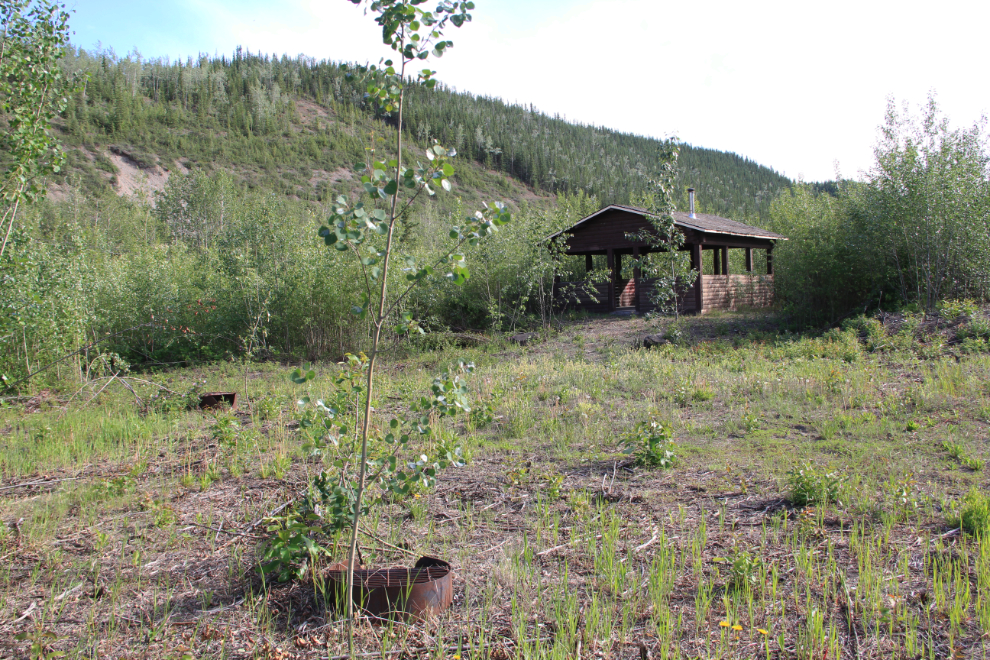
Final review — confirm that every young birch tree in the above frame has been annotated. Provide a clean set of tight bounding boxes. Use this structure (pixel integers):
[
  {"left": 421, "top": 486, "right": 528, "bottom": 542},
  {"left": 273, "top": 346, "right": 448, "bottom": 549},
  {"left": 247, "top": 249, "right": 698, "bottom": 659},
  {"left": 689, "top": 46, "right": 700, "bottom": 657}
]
[
  {"left": 627, "top": 140, "right": 698, "bottom": 319},
  {"left": 0, "top": 0, "right": 72, "bottom": 261},
  {"left": 316, "top": 1, "right": 507, "bottom": 653},
  {"left": 864, "top": 96, "right": 990, "bottom": 310}
]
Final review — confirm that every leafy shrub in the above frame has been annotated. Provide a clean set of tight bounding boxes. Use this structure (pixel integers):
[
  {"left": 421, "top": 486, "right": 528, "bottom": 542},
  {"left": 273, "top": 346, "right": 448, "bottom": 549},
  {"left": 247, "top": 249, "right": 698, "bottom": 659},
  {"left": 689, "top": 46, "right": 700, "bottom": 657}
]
[
  {"left": 950, "top": 488, "right": 990, "bottom": 537},
  {"left": 692, "top": 387, "right": 715, "bottom": 402},
  {"left": 210, "top": 413, "right": 240, "bottom": 447},
  {"left": 541, "top": 472, "right": 564, "bottom": 499},
  {"left": 821, "top": 327, "right": 863, "bottom": 362},
  {"left": 843, "top": 316, "right": 887, "bottom": 352},
  {"left": 962, "top": 456, "right": 984, "bottom": 471},
  {"left": 740, "top": 412, "right": 759, "bottom": 433},
  {"left": 786, "top": 464, "right": 844, "bottom": 506},
  {"left": 146, "top": 382, "right": 206, "bottom": 414},
  {"left": 260, "top": 507, "right": 332, "bottom": 582},
  {"left": 719, "top": 549, "right": 760, "bottom": 592},
  {"left": 624, "top": 419, "right": 676, "bottom": 468},
  {"left": 942, "top": 440, "right": 966, "bottom": 460},
  {"left": 959, "top": 337, "right": 989, "bottom": 355},
  {"left": 663, "top": 324, "right": 684, "bottom": 344},
  {"left": 252, "top": 395, "right": 285, "bottom": 421},
  {"left": 958, "top": 317, "right": 990, "bottom": 340},
  {"left": 939, "top": 298, "right": 979, "bottom": 323},
  {"left": 893, "top": 313, "right": 924, "bottom": 351},
  {"left": 92, "top": 475, "right": 135, "bottom": 500}
]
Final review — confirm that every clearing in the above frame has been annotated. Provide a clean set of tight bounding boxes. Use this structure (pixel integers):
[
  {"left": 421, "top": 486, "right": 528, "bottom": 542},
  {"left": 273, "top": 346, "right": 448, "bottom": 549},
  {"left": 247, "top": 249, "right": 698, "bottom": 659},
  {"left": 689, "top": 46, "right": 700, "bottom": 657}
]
[{"left": 1, "top": 312, "right": 989, "bottom": 659}]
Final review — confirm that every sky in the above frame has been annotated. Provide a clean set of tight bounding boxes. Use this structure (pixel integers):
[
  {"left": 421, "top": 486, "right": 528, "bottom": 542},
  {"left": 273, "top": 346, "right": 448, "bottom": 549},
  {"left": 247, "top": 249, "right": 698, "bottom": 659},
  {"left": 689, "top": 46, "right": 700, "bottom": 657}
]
[{"left": 67, "top": 0, "right": 990, "bottom": 182}]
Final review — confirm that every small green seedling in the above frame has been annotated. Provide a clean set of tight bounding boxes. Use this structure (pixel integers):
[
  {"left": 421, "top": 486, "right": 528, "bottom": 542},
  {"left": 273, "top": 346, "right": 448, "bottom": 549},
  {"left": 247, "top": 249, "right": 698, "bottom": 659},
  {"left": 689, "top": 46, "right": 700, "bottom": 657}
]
[{"left": 624, "top": 419, "right": 677, "bottom": 469}]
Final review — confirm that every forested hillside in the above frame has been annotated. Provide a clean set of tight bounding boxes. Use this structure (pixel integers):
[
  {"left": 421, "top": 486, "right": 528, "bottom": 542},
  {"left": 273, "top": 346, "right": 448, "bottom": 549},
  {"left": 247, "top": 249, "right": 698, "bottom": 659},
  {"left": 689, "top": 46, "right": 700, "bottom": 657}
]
[{"left": 54, "top": 47, "right": 789, "bottom": 219}]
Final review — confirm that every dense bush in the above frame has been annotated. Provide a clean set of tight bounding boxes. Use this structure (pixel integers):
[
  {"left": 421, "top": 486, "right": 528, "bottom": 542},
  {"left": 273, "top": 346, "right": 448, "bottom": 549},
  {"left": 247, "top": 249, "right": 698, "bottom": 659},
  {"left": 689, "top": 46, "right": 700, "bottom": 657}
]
[
  {"left": 0, "top": 171, "right": 600, "bottom": 387},
  {"left": 0, "top": 180, "right": 368, "bottom": 385},
  {"left": 768, "top": 97, "right": 990, "bottom": 326}
]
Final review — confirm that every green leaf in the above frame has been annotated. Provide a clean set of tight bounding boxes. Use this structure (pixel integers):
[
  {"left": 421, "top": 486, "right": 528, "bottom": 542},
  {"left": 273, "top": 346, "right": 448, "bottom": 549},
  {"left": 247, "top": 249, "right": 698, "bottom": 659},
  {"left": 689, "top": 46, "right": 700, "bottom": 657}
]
[{"left": 383, "top": 179, "right": 398, "bottom": 196}]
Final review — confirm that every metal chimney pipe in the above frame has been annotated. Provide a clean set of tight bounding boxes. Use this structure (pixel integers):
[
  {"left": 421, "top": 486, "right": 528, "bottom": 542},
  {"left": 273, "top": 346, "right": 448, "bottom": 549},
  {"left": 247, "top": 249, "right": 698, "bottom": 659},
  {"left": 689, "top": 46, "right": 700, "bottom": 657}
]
[{"left": 688, "top": 188, "right": 696, "bottom": 219}]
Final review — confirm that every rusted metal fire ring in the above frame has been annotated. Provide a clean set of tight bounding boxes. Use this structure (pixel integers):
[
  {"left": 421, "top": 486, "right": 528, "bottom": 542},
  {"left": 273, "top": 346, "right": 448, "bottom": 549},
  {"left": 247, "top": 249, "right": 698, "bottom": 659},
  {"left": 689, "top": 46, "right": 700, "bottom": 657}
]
[
  {"left": 199, "top": 392, "right": 237, "bottom": 410},
  {"left": 326, "top": 556, "right": 453, "bottom": 621}
]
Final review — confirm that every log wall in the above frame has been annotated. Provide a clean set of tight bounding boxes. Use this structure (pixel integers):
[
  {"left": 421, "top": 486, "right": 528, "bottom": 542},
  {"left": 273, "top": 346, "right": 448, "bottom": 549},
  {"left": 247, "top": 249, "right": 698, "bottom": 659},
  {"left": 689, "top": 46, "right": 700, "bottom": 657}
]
[
  {"left": 618, "top": 278, "right": 636, "bottom": 307},
  {"left": 555, "top": 281, "right": 611, "bottom": 313},
  {"left": 555, "top": 275, "right": 772, "bottom": 314},
  {"left": 637, "top": 278, "right": 697, "bottom": 314},
  {"left": 701, "top": 274, "right": 774, "bottom": 312}
]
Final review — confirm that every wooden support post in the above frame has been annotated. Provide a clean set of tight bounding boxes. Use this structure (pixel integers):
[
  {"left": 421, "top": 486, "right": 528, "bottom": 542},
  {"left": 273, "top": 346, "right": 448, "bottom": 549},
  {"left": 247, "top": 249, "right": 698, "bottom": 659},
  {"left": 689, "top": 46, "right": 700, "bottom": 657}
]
[
  {"left": 633, "top": 246, "right": 642, "bottom": 314},
  {"left": 721, "top": 246, "right": 729, "bottom": 275},
  {"left": 607, "top": 248, "right": 616, "bottom": 310},
  {"left": 585, "top": 254, "right": 593, "bottom": 274},
  {"left": 767, "top": 245, "right": 774, "bottom": 275},
  {"left": 713, "top": 246, "right": 721, "bottom": 275},
  {"left": 745, "top": 247, "right": 753, "bottom": 273},
  {"left": 692, "top": 243, "right": 704, "bottom": 314}
]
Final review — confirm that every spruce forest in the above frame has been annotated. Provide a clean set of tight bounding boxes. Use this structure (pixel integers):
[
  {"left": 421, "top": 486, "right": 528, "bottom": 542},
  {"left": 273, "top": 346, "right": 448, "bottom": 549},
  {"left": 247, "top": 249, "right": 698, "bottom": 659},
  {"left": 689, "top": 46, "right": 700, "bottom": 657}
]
[{"left": 2, "top": 2, "right": 990, "bottom": 659}]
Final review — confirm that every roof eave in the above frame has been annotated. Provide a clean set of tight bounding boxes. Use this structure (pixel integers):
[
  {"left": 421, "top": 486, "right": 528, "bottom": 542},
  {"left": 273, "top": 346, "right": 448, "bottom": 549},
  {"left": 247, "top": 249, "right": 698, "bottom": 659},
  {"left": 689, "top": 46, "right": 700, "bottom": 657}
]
[{"left": 544, "top": 204, "right": 787, "bottom": 242}]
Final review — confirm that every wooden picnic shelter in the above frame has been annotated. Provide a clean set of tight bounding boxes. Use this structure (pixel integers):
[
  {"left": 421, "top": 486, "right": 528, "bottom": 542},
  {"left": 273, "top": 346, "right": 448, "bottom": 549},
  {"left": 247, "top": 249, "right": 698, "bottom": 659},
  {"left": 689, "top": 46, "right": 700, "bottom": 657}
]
[{"left": 548, "top": 192, "right": 786, "bottom": 315}]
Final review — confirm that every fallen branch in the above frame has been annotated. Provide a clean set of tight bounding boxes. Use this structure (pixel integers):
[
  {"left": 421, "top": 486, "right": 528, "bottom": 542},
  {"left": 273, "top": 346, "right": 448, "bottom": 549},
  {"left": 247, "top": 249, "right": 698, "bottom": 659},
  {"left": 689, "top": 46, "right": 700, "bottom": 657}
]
[
  {"left": 182, "top": 521, "right": 262, "bottom": 540},
  {"left": 537, "top": 534, "right": 603, "bottom": 558},
  {"left": 2, "top": 322, "right": 158, "bottom": 393},
  {"left": 214, "top": 496, "right": 301, "bottom": 552},
  {"left": 359, "top": 527, "right": 420, "bottom": 557},
  {"left": 633, "top": 532, "right": 659, "bottom": 553},
  {"left": 13, "top": 601, "right": 36, "bottom": 623},
  {"left": 478, "top": 538, "right": 510, "bottom": 556},
  {"left": 0, "top": 477, "right": 79, "bottom": 493}
]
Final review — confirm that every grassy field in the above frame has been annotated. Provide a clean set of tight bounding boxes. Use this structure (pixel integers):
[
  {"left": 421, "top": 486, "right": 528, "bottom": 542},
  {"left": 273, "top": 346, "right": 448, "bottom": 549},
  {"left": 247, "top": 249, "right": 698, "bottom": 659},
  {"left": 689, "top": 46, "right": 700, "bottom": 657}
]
[{"left": 2, "top": 311, "right": 990, "bottom": 659}]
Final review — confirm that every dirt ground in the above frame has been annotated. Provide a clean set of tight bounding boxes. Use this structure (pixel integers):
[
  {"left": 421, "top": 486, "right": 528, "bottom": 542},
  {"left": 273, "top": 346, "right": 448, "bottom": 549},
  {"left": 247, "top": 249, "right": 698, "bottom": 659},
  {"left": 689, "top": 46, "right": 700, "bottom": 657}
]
[{"left": 2, "top": 311, "right": 989, "bottom": 659}]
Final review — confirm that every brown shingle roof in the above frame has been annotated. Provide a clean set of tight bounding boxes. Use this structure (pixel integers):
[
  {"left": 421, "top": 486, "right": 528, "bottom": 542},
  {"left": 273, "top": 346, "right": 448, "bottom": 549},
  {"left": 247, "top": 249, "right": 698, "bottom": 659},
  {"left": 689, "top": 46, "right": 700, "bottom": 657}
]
[
  {"left": 669, "top": 210, "right": 786, "bottom": 240},
  {"left": 548, "top": 204, "right": 786, "bottom": 241}
]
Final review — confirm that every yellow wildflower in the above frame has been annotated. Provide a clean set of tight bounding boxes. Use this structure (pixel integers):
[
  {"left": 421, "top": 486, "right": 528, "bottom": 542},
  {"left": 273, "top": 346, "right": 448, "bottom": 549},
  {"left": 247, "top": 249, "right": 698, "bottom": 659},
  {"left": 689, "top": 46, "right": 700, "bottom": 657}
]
[
  {"left": 757, "top": 628, "right": 769, "bottom": 635},
  {"left": 719, "top": 621, "right": 731, "bottom": 628},
  {"left": 731, "top": 624, "right": 743, "bottom": 631}
]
